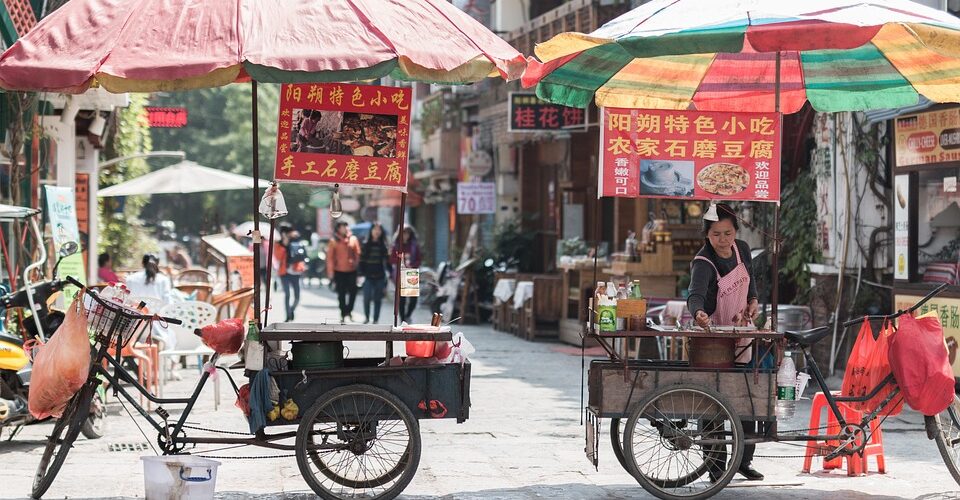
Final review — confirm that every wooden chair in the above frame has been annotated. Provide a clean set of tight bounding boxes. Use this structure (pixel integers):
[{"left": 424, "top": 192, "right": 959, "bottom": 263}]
[
  {"left": 214, "top": 288, "right": 254, "bottom": 321},
  {"left": 211, "top": 288, "right": 247, "bottom": 307},
  {"left": 175, "top": 284, "right": 214, "bottom": 302},
  {"left": 521, "top": 275, "right": 562, "bottom": 341},
  {"left": 175, "top": 268, "right": 216, "bottom": 285}
]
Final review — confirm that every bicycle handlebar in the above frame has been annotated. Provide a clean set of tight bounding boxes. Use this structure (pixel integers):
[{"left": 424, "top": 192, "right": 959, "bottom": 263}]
[
  {"left": 65, "top": 275, "right": 183, "bottom": 325},
  {"left": 840, "top": 282, "right": 950, "bottom": 328}
]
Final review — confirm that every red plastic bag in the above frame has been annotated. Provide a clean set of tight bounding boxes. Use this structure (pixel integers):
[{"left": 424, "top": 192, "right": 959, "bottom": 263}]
[
  {"left": 890, "top": 312, "right": 954, "bottom": 416},
  {"left": 27, "top": 300, "right": 91, "bottom": 419},
  {"left": 235, "top": 384, "right": 251, "bottom": 416},
  {"left": 840, "top": 320, "right": 903, "bottom": 415},
  {"left": 200, "top": 318, "right": 245, "bottom": 354}
]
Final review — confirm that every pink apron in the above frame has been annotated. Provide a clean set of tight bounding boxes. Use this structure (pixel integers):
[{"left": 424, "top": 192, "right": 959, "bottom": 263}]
[{"left": 694, "top": 243, "right": 752, "bottom": 363}]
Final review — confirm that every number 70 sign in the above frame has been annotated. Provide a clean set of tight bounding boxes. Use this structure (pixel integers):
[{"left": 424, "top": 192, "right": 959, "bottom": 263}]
[{"left": 457, "top": 182, "right": 496, "bottom": 215}]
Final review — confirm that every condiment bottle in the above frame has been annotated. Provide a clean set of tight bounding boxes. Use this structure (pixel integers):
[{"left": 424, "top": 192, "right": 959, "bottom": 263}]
[{"left": 244, "top": 320, "right": 264, "bottom": 371}]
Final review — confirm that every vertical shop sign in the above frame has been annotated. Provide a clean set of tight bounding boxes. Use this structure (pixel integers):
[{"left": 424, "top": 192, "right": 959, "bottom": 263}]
[
  {"left": 599, "top": 108, "right": 781, "bottom": 202},
  {"left": 275, "top": 83, "right": 413, "bottom": 191},
  {"left": 44, "top": 186, "right": 86, "bottom": 303},
  {"left": 894, "top": 175, "right": 910, "bottom": 280}
]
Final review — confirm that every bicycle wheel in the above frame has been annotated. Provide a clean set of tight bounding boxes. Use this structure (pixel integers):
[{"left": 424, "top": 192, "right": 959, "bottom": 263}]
[
  {"left": 934, "top": 394, "right": 960, "bottom": 486},
  {"left": 623, "top": 384, "right": 743, "bottom": 500},
  {"left": 80, "top": 388, "right": 106, "bottom": 440},
  {"left": 32, "top": 382, "right": 95, "bottom": 499},
  {"left": 610, "top": 418, "right": 629, "bottom": 473},
  {"left": 296, "top": 384, "right": 421, "bottom": 500}
]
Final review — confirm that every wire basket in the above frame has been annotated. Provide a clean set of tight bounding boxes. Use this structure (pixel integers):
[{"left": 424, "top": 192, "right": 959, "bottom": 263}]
[{"left": 80, "top": 288, "right": 154, "bottom": 348}]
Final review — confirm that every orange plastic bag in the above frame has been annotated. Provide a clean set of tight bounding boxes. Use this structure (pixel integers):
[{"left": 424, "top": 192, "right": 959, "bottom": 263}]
[
  {"left": 840, "top": 319, "right": 903, "bottom": 416},
  {"left": 26, "top": 299, "right": 92, "bottom": 419}
]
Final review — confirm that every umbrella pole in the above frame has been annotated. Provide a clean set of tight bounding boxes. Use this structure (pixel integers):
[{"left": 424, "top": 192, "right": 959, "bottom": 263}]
[
  {"left": 252, "top": 80, "right": 263, "bottom": 327},
  {"left": 770, "top": 51, "right": 782, "bottom": 334},
  {"left": 394, "top": 192, "right": 407, "bottom": 329},
  {"left": 264, "top": 218, "right": 277, "bottom": 325}
]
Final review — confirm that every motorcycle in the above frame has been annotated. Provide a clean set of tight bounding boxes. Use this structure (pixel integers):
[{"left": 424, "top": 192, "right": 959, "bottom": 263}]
[{"left": 0, "top": 240, "right": 105, "bottom": 440}]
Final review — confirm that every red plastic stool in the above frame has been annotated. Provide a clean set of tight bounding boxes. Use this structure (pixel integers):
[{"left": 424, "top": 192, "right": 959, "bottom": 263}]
[{"left": 802, "top": 392, "right": 886, "bottom": 476}]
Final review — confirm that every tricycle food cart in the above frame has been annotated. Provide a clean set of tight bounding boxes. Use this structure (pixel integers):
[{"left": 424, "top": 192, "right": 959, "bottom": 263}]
[
  {"left": 0, "top": 1, "right": 525, "bottom": 498},
  {"left": 585, "top": 286, "right": 960, "bottom": 500}
]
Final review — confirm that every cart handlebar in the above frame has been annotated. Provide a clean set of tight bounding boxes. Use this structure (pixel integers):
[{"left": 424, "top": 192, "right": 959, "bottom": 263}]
[{"left": 840, "top": 282, "right": 949, "bottom": 328}]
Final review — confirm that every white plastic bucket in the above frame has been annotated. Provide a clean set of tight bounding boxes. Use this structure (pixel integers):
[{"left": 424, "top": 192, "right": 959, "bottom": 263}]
[{"left": 141, "top": 455, "right": 220, "bottom": 500}]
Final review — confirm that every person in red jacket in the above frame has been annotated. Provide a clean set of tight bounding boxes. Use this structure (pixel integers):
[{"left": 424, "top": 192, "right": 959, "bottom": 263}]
[{"left": 327, "top": 222, "right": 362, "bottom": 323}]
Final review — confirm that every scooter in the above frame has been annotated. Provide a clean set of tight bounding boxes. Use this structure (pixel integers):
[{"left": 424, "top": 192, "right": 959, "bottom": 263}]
[{"left": 0, "top": 241, "right": 105, "bottom": 440}]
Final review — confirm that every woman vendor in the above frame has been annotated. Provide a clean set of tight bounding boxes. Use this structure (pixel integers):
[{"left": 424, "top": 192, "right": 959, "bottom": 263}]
[{"left": 687, "top": 202, "right": 763, "bottom": 481}]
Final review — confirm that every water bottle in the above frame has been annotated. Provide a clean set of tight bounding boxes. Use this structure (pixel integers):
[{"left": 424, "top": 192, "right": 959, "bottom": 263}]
[
  {"left": 244, "top": 320, "right": 264, "bottom": 371},
  {"left": 776, "top": 352, "right": 797, "bottom": 418}
]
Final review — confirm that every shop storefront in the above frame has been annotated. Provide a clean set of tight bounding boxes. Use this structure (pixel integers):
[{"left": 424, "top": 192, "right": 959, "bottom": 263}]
[{"left": 892, "top": 105, "right": 960, "bottom": 378}]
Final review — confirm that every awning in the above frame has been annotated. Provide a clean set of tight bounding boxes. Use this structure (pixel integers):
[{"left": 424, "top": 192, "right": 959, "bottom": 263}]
[{"left": 863, "top": 96, "right": 934, "bottom": 126}]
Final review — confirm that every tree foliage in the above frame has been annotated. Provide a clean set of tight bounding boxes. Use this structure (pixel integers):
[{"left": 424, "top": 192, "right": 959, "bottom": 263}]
[
  {"left": 99, "top": 94, "right": 159, "bottom": 268},
  {"left": 779, "top": 167, "right": 821, "bottom": 303},
  {"left": 147, "top": 84, "right": 318, "bottom": 236}
]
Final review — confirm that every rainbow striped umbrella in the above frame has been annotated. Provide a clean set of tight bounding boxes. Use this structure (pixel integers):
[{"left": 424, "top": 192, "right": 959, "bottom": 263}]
[{"left": 522, "top": 0, "right": 960, "bottom": 113}]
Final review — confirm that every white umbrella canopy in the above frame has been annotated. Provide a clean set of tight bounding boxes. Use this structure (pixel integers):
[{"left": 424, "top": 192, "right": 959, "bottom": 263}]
[
  {"left": 0, "top": 204, "right": 40, "bottom": 220},
  {"left": 97, "top": 160, "right": 267, "bottom": 197}
]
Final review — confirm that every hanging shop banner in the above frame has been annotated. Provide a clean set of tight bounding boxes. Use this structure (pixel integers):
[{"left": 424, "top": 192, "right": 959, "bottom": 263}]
[
  {"left": 508, "top": 92, "right": 587, "bottom": 132},
  {"left": 457, "top": 182, "right": 496, "bottom": 214},
  {"left": 894, "top": 107, "right": 960, "bottom": 167},
  {"left": 894, "top": 175, "right": 910, "bottom": 280},
  {"left": 274, "top": 83, "right": 413, "bottom": 192},
  {"left": 599, "top": 107, "right": 781, "bottom": 202},
  {"left": 895, "top": 294, "right": 960, "bottom": 378},
  {"left": 44, "top": 186, "right": 86, "bottom": 304}
]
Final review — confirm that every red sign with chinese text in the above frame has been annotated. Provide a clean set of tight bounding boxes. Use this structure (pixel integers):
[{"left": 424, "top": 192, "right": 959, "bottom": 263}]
[
  {"left": 599, "top": 108, "right": 781, "bottom": 202},
  {"left": 274, "top": 83, "right": 413, "bottom": 191},
  {"left": 145, "top": 107, "right": 188, "bottom": 128}
]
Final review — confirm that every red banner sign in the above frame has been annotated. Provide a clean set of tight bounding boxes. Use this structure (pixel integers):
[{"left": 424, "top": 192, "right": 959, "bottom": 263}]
[
  {"left": 274, "top": 83, "right": 412, "bottom": 191},
  {"left": 599, "top": 108, "right": 781, "bottom": 202},
  {"left": 145, "top": 107, "right": 188, "bottom": 128}
]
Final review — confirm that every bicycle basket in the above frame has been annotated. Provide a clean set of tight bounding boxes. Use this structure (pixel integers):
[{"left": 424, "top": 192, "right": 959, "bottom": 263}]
[{"left": 81, "top": 289, "right": 152, "bottom": 348}]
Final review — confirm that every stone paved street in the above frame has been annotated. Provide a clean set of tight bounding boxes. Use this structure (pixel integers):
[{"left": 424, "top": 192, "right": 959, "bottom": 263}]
[{"left": 1, "top": 284, "right": 959, "bottom": 499}]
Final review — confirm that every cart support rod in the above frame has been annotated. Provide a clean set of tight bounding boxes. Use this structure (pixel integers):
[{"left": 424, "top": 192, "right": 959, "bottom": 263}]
[{"left": 770, "top": 51, "right": 781, "bottom": 333}]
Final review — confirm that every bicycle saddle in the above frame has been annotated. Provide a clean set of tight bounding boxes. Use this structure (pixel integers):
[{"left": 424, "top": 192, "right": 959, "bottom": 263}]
[{"left": 784, "top": 326, "right": 831, "bottom": 347}]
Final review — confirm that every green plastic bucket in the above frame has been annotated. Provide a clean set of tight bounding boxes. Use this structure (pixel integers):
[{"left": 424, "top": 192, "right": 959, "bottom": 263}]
[{"left": 291, "top": 341, "right": 344, "bottom": 369}]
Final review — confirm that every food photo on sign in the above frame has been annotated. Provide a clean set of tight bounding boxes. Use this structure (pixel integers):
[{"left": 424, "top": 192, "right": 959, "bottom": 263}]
[{"left": 599, "top": 108, "right": 781, "bottom": 202}]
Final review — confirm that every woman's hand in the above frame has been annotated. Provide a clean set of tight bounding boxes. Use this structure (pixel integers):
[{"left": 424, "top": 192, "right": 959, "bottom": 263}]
[
  {"left": 694, "top": 310, "right": 710, "bottom": 328},
  {"left": 745, "top": 299, "right": 760, "bottom": 323}
]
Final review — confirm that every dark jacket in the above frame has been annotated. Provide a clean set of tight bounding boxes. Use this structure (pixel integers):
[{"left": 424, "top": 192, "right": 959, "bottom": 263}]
[
  {"left": 359, "top": 239, "right": 389, "bottom": 280},
  {"left": 686, "top": 239, "right": 758, "bottom": 317},
  {"left": 390, "top": 237, "right": 422, "bottom": 269}
]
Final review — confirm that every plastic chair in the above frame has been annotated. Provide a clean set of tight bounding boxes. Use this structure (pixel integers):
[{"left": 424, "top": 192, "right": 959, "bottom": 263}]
[
  {"left": 214, "top": 288, "right": 254, "bottom": 322},
  {"left": 803, "top": 392, "right": 886, "bottom": 476},
  {"left": 156, "top": 301, "right": 218, "bottom": 396},
  {"left": 174, "top": 284, "right": 214, "bottom": 302}
]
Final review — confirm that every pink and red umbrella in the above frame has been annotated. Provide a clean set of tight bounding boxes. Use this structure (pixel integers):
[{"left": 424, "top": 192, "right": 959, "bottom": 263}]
[{"left": 0, "top": 0, "right": 525, "bottom": 93}]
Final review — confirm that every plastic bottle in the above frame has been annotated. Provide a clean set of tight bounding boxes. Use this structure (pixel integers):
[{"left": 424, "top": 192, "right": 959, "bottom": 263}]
[
  {"left": 244, "top": 320, "right": 264, "bottom": 371},
  {"left": 776, "top": 352, "right": 797, "bottom": 418}
]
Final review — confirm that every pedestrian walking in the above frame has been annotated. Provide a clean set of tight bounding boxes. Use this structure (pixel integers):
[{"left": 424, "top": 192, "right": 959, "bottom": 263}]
[
  {"left": 359, "top": 222, "right": 390, "bottom": 324},
  {"left": 275, "top": 224, "right": 308, "bottom": 322},
  {"left": 391, "top": 226, "right": 422, "bottom": 324},
  {"left": 327, "top": 221, "right": 361, "bottom": 323},
  {"left": 97, "top": 252, "right": 121, "bottom": 283}
]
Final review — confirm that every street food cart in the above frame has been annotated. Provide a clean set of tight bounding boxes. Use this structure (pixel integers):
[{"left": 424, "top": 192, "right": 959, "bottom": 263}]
[
  {"left": 0, "top": 1, "right": 524, "bottom": 499},
  {"left": 522, "top": 1, "right": 960, "bottom": 498}
]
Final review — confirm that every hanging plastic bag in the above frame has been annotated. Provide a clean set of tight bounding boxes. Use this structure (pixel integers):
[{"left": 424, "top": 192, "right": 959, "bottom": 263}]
[
  {"left": 258, "top": 183, "right": 288, "bottom": 220},
  {"left": 840, "top": 319, "right": 875, "bottom": 407},
  {"left": 27, "top": 299, "right": 92, "bottom": 419},
  {"left": 862, "top": 320, "right": 903, "bottom": 416},
  {"left": 437, "top": 332, "right": 475, "bottom": 364},
  {"left": 199, "top": 318, "right": 245, "bottom": 354},
  {"left": 890, "top": 312, "right": 954, "bottom": 416}
]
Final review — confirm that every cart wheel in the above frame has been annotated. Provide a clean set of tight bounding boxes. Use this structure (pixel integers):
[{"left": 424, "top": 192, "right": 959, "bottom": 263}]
[
  {"left": 935, "top": 394, "right": 960, "bottom": 487},
  {"left": 296, "top": 384, "right": 421, "bottom": 500},
  {"left": 623, "top": 384, "right": 744, "bottom": 500},
  {"left": 610, "top": 418, "right": 630, "bottom": 473}
]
